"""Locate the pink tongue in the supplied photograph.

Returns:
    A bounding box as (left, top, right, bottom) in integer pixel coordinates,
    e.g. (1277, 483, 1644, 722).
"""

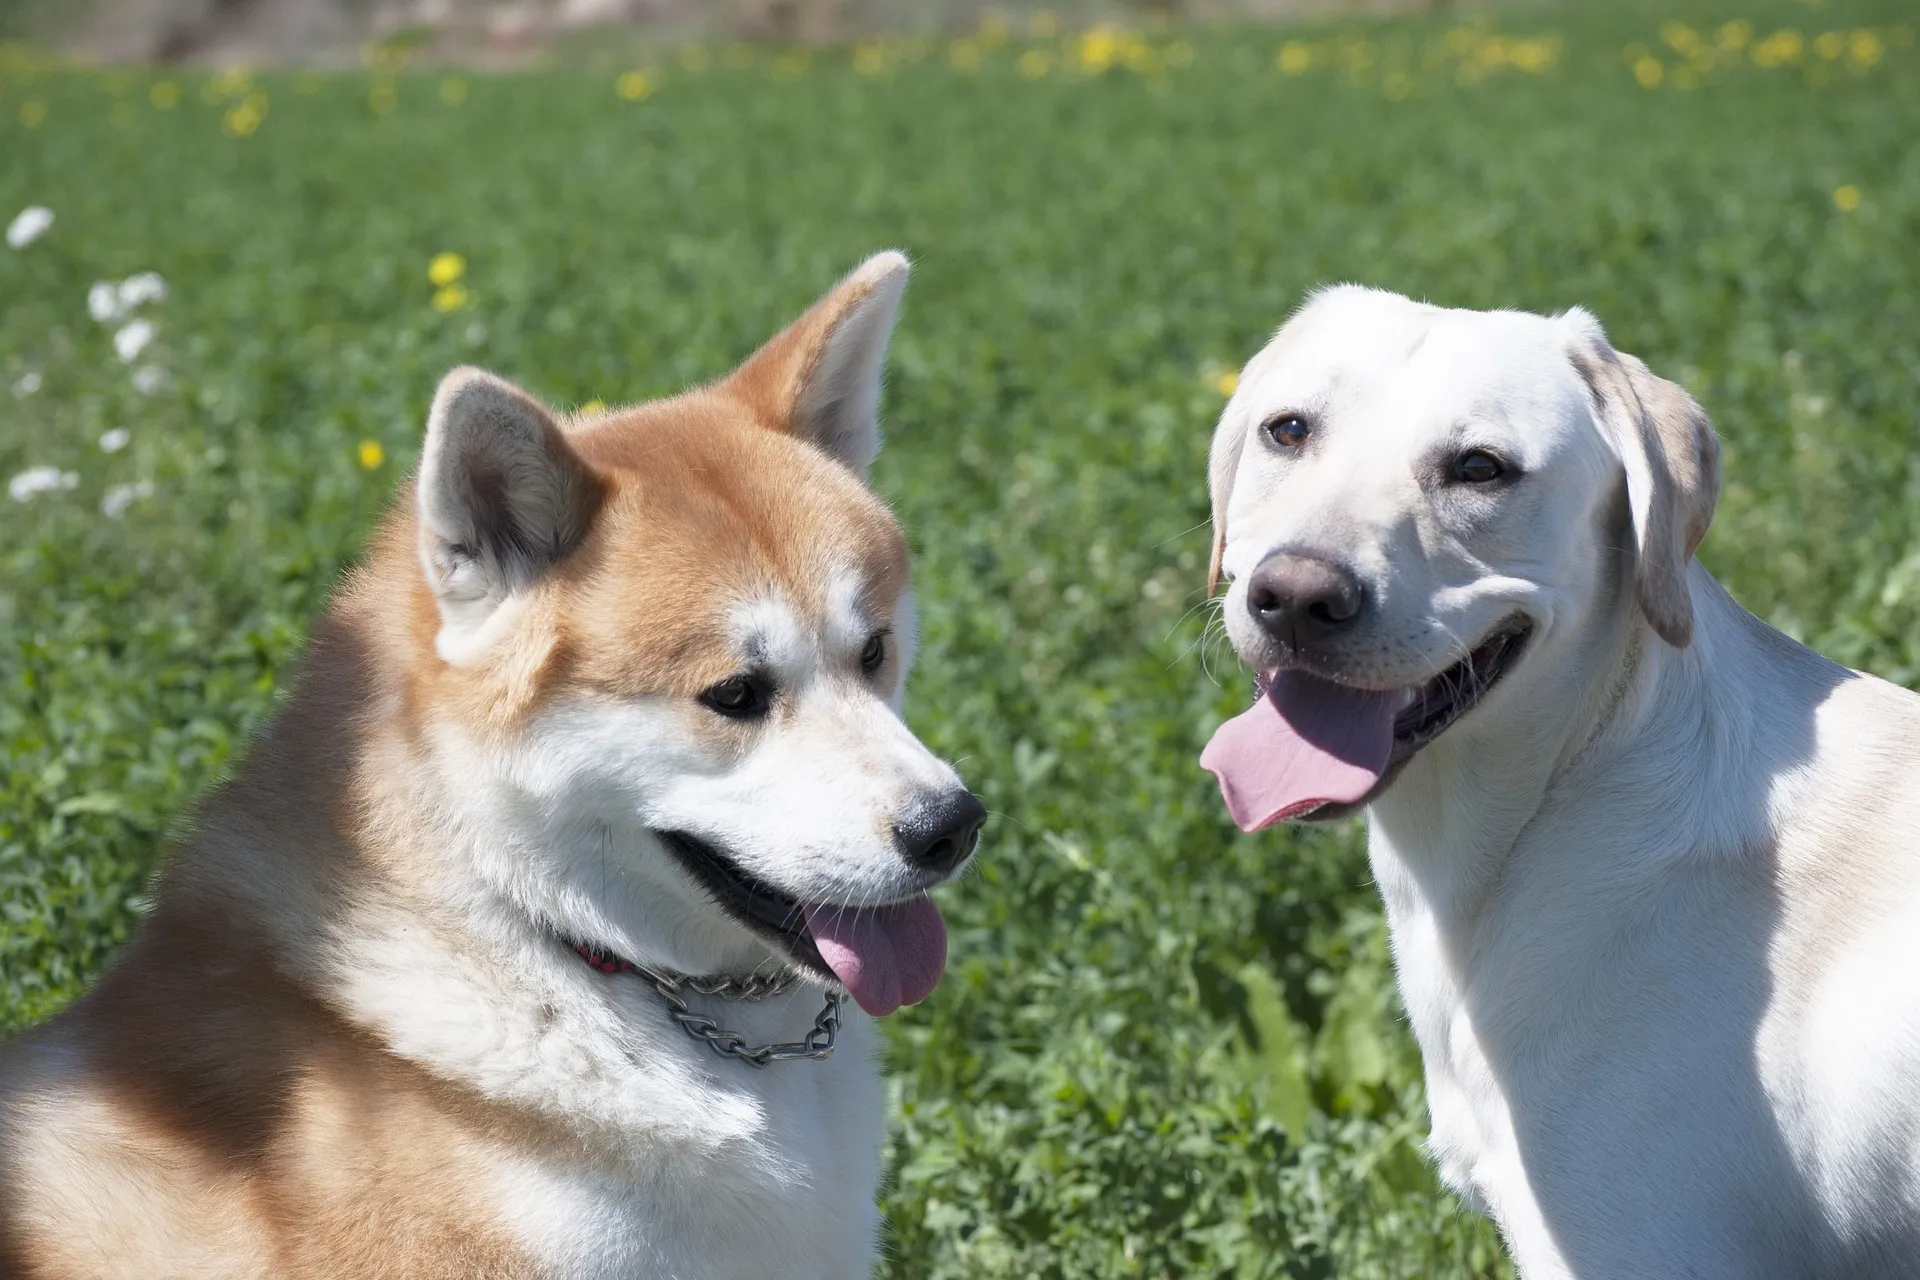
(1200, 670, 1399, 832)
(801, 896, 947, 1017)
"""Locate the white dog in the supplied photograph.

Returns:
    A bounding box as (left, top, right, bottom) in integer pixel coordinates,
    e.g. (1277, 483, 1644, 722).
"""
(1201, 286, 1920, 1277)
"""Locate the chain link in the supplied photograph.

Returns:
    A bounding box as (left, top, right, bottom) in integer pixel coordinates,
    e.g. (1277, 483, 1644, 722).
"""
(636, 965, 843, 1068)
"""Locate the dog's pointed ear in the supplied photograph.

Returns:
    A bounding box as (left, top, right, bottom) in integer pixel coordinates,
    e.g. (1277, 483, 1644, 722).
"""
(1562, 310, 1719, 649)
(1207, 385, 1250, 594)
(417, 367, 604, 661)
(723, 251, 910, 477)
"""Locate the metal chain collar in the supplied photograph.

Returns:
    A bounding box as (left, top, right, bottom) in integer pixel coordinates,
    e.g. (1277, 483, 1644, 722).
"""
(634, 964, 843, 1068)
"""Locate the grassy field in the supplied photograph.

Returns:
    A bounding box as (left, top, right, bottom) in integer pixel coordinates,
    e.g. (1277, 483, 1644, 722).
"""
(3, 3, 1917, 1273)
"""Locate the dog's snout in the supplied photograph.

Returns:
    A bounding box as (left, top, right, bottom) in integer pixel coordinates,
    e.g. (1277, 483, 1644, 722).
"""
(1246, 554, 1365, 645)
(894, 789, 987, 875)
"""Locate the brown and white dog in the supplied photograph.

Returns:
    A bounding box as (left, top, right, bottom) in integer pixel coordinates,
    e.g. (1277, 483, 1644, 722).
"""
(0, 252, 984, 1278)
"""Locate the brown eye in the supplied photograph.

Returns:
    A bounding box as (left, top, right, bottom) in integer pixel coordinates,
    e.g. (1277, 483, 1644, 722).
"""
(1451, 449, 1507, 484)
(700, 675, 770, 719)
(1262, 414, 1310, 450)
(861, 631, 887, 673)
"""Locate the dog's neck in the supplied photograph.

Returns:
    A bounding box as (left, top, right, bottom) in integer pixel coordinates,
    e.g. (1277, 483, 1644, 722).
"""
(1365, 565, 1806, 942)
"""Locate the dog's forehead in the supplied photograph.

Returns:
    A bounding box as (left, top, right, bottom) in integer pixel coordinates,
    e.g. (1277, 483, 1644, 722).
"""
(1254, 289, 1582, 428)
(557, 400, 909, 694)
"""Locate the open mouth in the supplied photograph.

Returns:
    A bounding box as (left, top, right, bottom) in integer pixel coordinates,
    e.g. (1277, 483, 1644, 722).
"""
(1200, 615, 1534, 832)
(652, 830, 952, 1018)
(656, 830, 832, 979)
(1386, 617, 1533, 766)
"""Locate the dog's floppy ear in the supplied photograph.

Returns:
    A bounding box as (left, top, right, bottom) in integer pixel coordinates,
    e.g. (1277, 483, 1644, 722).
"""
(1206, 394, 1248, 594)
(417, 367, 604, 662)
(1563, 310, 1720, 649)
(723, 251, 910, 478)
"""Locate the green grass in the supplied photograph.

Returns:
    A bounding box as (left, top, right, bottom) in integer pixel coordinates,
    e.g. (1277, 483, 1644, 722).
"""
(3, 4, 1917, 1274)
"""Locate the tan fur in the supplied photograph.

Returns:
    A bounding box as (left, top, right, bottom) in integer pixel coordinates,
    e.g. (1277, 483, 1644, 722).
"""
(1566, 329, 1720, 649)
(0, 259, 916, 1278)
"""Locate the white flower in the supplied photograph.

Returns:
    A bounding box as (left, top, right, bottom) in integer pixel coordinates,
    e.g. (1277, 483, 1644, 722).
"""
(9, 465, 79, 502)
(6, 206, 53, 249)
(100, 479, 154, 518)
(89, 281, 126, 324)
(130, 364, 168, 394)
(114, 320, 156, 363)
(99, 427, 131, 453)
(117, 272, 167, 308)
(12, 371, 41, 398)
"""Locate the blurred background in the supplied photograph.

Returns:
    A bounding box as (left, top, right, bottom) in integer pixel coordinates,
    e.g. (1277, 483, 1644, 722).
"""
(14, 0, 1461, 65)
(3, 0, 1915, 1275)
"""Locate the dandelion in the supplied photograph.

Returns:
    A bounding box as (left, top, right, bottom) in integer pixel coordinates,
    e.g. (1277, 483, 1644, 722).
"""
(99, 428, 131, 453)
(1751, 30, 1804, 68)
(616, 71, 652, 101)
(1833, 184, 1861, 212)
(949, 40, 982, 72)
(1848, 30, 1884, 68)
(1017, 49, 1051, 78)
(358, 440, 386, 470)
(433, 285, 469, 312)
(13, 371, 42, 398)
(440, 76, 468, 105)
(1717, 21, 1754, 51)
(7, 206, 53, 249)
(222, 92, 268, 137)
(114, 321, 156, 364)
(100, 480, 154, 517)
(427, 255, 465, 290)
(1278, 41, 1313, 75)
(9, 466, 79, 502)
(853, 41, 888, 75)
(580, 399, 607, 415)
(1212, 369, 1239, 397)
(130, 365, 167, 395)
(1633, 56, 1664, 88)
(150, 80, 180, 109)
(118, 272, 167, 308)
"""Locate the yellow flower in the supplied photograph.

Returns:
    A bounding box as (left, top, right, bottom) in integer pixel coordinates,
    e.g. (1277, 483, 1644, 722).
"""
(1814, 31, 1844, 59)
(150, 80, 180, 109)
(1848, 30, 1884, 68)
(853, 41, 887, 75)
(1277, 40, 1313, 75)
(440, 75, 469, 104)
(358, 439, 385, 470)
(1017, 49, 1051, 78)
(221, 93, 268, 137)
(949, 39, 982, 71)
(1212, 369, 1239, 397)
(580, 399, 607, 415)
(1752, 30, 1804, 68)
(432, 284, 469, 312)
(1633, 56, 1664, 88)
(428, 253, 466, 287)
(1833, 184, 1861, 212)
(1717, 20, 1754, 51)
(616, 70, 652, 100)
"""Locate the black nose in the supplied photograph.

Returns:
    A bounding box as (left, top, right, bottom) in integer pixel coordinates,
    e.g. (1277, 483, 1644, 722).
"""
(1245, 553, 1366, 646)
(894, 790, 987, 874)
